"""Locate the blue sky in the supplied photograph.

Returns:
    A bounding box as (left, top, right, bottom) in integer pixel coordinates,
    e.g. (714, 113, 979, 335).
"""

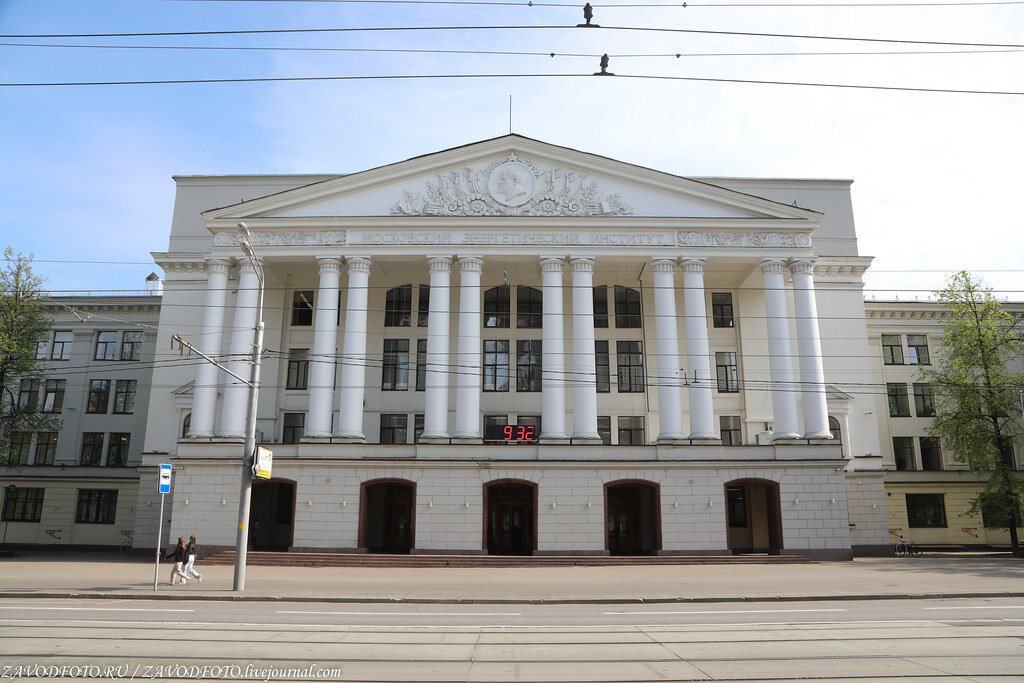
(2, 0, 1022, 299)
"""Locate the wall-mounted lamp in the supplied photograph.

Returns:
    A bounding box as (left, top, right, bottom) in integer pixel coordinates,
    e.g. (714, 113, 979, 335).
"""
(830, 496, 836, 505)
(673, 499, 679, 508)
(586, 499, 592, 508)
(428, 500, 433, 508)
(129, 505, 134, 512)
(551, 501, 557, 509)
(464, 501, 470, 508)
(221, 499, 227, 506)
(708, 498, 714, 507)
(307, 500, 313, 507)
(872, 503, 878, 510)
(793, 497, 799, 506)
(341, 499, 347, 508)
(146, 500, 152, 507)
(184, 498, 189, 506)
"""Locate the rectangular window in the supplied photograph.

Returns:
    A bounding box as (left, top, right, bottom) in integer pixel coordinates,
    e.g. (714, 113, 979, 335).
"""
(81, 433, 105, 466)
(2, 488, 44, 522)
(35, 432, 57, 465)
(10, 432, 32, 466)
(94, 331, 118, 360)
(516, 339, 542, 392)
(593, 286, 608, 328)
(483, 340, 510, 392)
(18, 380, 39, 408)
(379, 414, 408, 444)
(907, 334, 930, 365)
(616, 341, 644, 392)
(385, 285, 412, 327)
(51, 331, 73, 360)
(516, 415, 541, 443)
(516, 286, 542, 329)
(291, 290, 314, 326)
(887, 383, 911, 417)
(712, 292, 734, 328)
(120, 331, 144, 360)
(617, 416, 645, 445)
(906, 493, 947, 528)
(893, 436, 916, 471)
(483, 415, 508, 443)
(107, 433, 130, 467)
(720, 415, 742, 445)
(484, 286, 510, 328)
(282, 413, 304, 444)
(920, 437, 942, 471)
(913, 383, 935, 417)
(113, 380, 137, 414)
(75, 489, 118, 524)
(881, 334, 903, 365)
(417, 284, 430, 327)
(716, 352, 739, 393)
(597, 416, 612, 445)
(286, 349, 310, 390)
(87, 379, 111, 414)
(36, 337, 49, 359)
(414, 413, 424, 443)
(381, 339, 410, 391)
(595, 340, 610, 393)
(614, 286, 641, 328)
(43, 380, 65, 413)
(415, 339, 428, 392)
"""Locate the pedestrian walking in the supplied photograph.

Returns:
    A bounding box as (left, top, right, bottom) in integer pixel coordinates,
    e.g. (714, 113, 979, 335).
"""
(167, 537, 188, 585)
(184, 534, 202, 583)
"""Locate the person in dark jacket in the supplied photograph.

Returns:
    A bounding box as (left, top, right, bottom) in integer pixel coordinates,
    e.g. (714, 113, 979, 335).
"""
(184, 535, 202, 583)
(167, 537, 188, 585)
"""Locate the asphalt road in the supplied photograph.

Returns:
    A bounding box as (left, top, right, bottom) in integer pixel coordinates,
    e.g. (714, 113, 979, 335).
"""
(2, 597, 1023, 681)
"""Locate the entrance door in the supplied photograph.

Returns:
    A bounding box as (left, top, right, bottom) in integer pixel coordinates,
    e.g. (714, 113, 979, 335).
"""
(248, 480, 295, 551)
(361, 481, 414, 553)
(726, 480, 782, 554)
(606, 481, 660, 555)
(486, 482, 535, 555)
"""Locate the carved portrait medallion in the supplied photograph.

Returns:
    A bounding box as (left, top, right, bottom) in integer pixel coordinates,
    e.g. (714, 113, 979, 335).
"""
(488, 161, 536, 207)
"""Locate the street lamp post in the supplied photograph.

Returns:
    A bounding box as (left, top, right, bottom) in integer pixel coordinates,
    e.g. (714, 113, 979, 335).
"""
(233, 222, 265, 592)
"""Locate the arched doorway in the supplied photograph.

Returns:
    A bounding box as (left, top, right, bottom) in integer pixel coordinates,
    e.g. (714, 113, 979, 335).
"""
(359, 479, 415, 553)
(725, 479, 783, 554)
(249, 478, 295, 551)
(484, 480, 536, 555)
(605, 480, 661, 555)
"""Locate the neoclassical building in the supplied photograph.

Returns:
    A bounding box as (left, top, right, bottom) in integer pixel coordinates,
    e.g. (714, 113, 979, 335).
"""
(138, 136, 887, 559)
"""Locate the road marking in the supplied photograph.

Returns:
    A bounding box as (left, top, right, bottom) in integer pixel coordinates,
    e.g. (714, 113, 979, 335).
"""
(0, 606, 194, 612)
(603, 608, 848, 615)
(277, 610, 522, 616)
(923, 605, 1024, 610)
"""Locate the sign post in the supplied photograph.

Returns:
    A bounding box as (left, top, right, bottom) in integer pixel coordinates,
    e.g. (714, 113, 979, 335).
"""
(153, 463, 171, 591)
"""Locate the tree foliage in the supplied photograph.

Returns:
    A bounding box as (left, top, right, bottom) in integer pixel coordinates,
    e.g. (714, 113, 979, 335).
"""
(0, 247, 59, 466)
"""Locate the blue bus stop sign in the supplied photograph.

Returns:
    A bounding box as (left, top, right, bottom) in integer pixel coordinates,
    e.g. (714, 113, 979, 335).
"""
(158, 463, 171, 494)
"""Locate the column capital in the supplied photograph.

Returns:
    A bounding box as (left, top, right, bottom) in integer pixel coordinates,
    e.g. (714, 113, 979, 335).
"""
(650, 258, 677, 273)
(458, 256, 484, 272)
(540, 257, 565, 273)
(203, 257, 231, 275)
(427, 256, 452, 272)
(680, 258, 707, 274)
(238, 256, 263, 275)
(569, 257, 595, 273)
(346, 257, 372, 273)
(788, 258, 816, 275)
(316, 257, 343, 274)
(760, 258, 787, 275)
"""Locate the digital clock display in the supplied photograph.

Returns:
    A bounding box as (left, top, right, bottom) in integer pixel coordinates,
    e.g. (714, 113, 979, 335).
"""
(502, 425, 536, 441)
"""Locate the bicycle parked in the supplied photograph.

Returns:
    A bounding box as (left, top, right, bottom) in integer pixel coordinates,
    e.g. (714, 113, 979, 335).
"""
(894, 539, 922, 558)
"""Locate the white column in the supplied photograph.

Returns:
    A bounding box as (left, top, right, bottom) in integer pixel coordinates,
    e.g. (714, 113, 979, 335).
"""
(305, 257, 342, 438)
(421, 257, 452, 442)
(789, 259, 831, 438)
(760, 258, 801, 439)
(337, 257, 372, 442)
(650, 259, 686, 443)
(454, 256, 483, 442)
(681, 259, 717, 440)
(540, 258, 568, 441)
(570, 258, 601, 442)
(187, 257, 230, 437)
(219, 258, 261, 438)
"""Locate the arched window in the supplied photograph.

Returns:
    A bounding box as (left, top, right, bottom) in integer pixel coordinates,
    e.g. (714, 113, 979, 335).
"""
(384, 285, 412, 327)
(181, 413, 191, 438)
(614, 286, 641, 328)
(516, 286, 542, 328)
(484, 286, 510, 328)
(828, 416, 842, 442)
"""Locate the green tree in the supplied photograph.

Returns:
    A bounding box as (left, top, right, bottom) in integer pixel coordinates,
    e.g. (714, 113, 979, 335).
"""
(922, 271, 1024, 556)
(1, 248, 60, 467)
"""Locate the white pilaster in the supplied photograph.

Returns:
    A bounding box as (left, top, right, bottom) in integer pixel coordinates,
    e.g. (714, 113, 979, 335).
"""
(337, 257, 372, 442)
(454, 256, 483, 442)
(540, 258, 568, 442)
(790, 259, 832, 438)
(305, 257, 342, 438)
(420, 257, 452, 442)
(570, 258, 601, 442)
(681, 259, 717, 440)
(187, 257, 230, 437)
(219, 258, 261, 438)
(760, 258, 801, 439)
(651, 259, 686, 443)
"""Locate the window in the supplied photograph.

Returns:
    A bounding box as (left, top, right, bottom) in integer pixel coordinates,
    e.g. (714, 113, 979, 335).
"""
(914, 383, 935, 417)
(413, 414, 424, 443)
(716, 352, 739, 393)
(87, 379, 111, 414)
(617, 416, 645, 445)
(593, 286, 609, 328)
(614, 286, 641, 328)
(712, 292, 734, 328)
(920, 437, 942, 471)
(81, 433, 104, 466)
(907, 335, 930, 365)
(291, 290, 314, 326)
(75, 489, 118, 524)
(113, 380, 137, 414)
(379, 414, 408, 444)
(43, 380, 65, 413)
(906, 493, 947, 528)
(887, 383, 910, 417)
(381, 339, 410, 391)
(828, 416, 842, 442)
(484, 286, 510, 328)
(597, 416, 612, 445)
(483, 415, 508, 443)
(18, 380, 39, 408)
(282, 413, 304, 444)
(95, 331, 118, 360)
(120, 331, 144, 360)
(516, 286, 542, 328)
(384, 285, 412, 327)
(616, 341, 644, 392)
(595, 340, 610, 393)
(720, 416, 742, 445)
(516, 340, 542, 392)
(881, 335, 903, 365)
(35, 432, 57, 465)
(3, 488, 44, 522)
(181, 414, 191, 438)
(107, 433, 130, 467)
(893, 436, 916, 471)
(483, 340, 510, 392)
(516, 415, 541, 443)
(417, 284, 430, 327)
(10, 432, 32, 465)
(51, 331, 73, 360)
(36, 338, 49, 359)
(286, 349, 310, 390)
(415, 339, 427, 391)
